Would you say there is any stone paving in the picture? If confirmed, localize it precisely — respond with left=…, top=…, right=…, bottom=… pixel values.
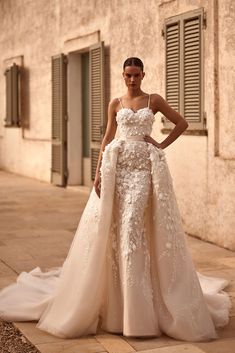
left=0, top=169, right=234, bottom=353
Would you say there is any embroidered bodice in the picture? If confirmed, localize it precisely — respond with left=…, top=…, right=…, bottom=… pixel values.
left=116, top=107, right=155, bottom=139
left=115, top=95, right=155, bottom=139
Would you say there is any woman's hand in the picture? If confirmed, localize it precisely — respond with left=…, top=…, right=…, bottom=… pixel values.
left=94, top=173, right=101, bottom=198
left=143, top=135, right=162, bottom=149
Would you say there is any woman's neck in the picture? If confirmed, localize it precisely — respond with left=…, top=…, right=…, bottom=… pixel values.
left=126, top=88, right=145, bottom=98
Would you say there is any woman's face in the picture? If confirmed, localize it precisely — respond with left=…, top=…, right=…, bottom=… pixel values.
left=122, top=65, right=145, bottom=89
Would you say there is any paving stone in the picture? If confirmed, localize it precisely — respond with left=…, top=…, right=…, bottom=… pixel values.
left=96, top=333, right=135, bottom=353
left=0, top=260, right=16, bottom=276
left=215, top=257, right=235, bottom=268
left=125, top=335, right=183, bottom=350
left=198, top=268, right=235, bottom=282
left=195, top=338, right=235, bottom=353
left=136, top=343, right=205, bottom=353
left=0, top=275, right=18, bottom=289
left=36, top=340, right=107, bottom=353
left=0, top=244, right=34, bottom=262
left=218, top=316, right=235, bottom=339
left=15, top=322, right=95, bottom=346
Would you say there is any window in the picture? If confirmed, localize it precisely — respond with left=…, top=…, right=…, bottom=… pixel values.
left=51, top=41, right=106, bottom=186
left=4, top=63, right=21, bottom=127
left=162, top=8, right=206, bottom=132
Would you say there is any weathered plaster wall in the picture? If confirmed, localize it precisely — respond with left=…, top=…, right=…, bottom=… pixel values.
left=205, top=0, right=235, bottom=249
left=0, top=0, right=60, bottom=181
left=0, top=0, right=234, bottom=249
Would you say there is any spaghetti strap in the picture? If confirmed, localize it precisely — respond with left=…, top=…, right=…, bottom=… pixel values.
left=118, top=97, right=124, bottom=109
left=147, top=94, right=151, bottom=108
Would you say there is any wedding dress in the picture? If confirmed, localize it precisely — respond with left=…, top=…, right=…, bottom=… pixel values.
left=0, top=95, right=231, bottom=342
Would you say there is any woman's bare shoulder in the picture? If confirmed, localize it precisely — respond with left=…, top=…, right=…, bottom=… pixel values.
left=150, top=93, right=165, bottom=102
left=150, top=93, right=167, bottom=111
left=109, top=97, right=121, bottom=113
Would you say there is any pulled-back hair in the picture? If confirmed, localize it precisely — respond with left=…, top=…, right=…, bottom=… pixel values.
left=123, top=57, right=144, bottom=71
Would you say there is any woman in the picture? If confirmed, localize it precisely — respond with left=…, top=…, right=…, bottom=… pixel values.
left=93, top=57, right=188, bottom=199
left=0, top=57, right=231, bottom=341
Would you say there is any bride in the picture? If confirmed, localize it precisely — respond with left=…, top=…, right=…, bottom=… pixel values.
left=0, top=57, right=231, bottom=341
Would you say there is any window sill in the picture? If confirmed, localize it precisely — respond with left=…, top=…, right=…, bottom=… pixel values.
left=4, top=124, right=21, bottom=128
left=161, top=128, right=208, bottom=136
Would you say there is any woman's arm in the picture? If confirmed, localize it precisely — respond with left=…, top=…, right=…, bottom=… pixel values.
left=94, top=99, right=118, bottom=197
left=144, top=94, right=188, bottom=149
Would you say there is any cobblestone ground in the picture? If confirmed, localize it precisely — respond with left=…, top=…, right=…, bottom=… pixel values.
left=0, top=170, right=234, bottom=353
left=0, top=320, right=40, bottom=353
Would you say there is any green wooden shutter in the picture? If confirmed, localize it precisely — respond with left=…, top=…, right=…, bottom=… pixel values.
left=4, top=63, right=20, bottom=127
left=183, top=14, right=203, bottom=128
left=89, top=41, right=105, bottom=181
left=12, top=63, right=20, bottom=126
left=51, top=54, right=68, bottom=186
left=5, top=67, right=12, bottom=126
left=163, top=8, right=204, bottom=130
left=164, top=21, right=180, bottom=129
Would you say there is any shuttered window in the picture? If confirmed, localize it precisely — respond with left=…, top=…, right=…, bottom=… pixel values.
left=4, top=63, right=20, bottom=127
left=89, top=41, right=105, bottom=181
left=163, top=8, right=205, bottom=131
left=51, top=54, right=67, bottom=186
left=166, top=22, right=180, bottom=113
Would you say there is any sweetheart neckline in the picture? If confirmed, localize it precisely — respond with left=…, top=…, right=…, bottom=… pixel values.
left=117, top=107, right=155, bottom=116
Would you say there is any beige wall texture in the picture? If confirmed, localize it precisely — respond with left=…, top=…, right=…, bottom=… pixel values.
left=0, top=0, right=234, bottom=250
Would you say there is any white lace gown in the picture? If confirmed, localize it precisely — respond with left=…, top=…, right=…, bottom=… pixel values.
left=0, top=103, right=231, bottom=341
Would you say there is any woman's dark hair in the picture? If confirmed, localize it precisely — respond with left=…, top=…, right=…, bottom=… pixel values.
left=123, top=57, right=144, bottom=71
